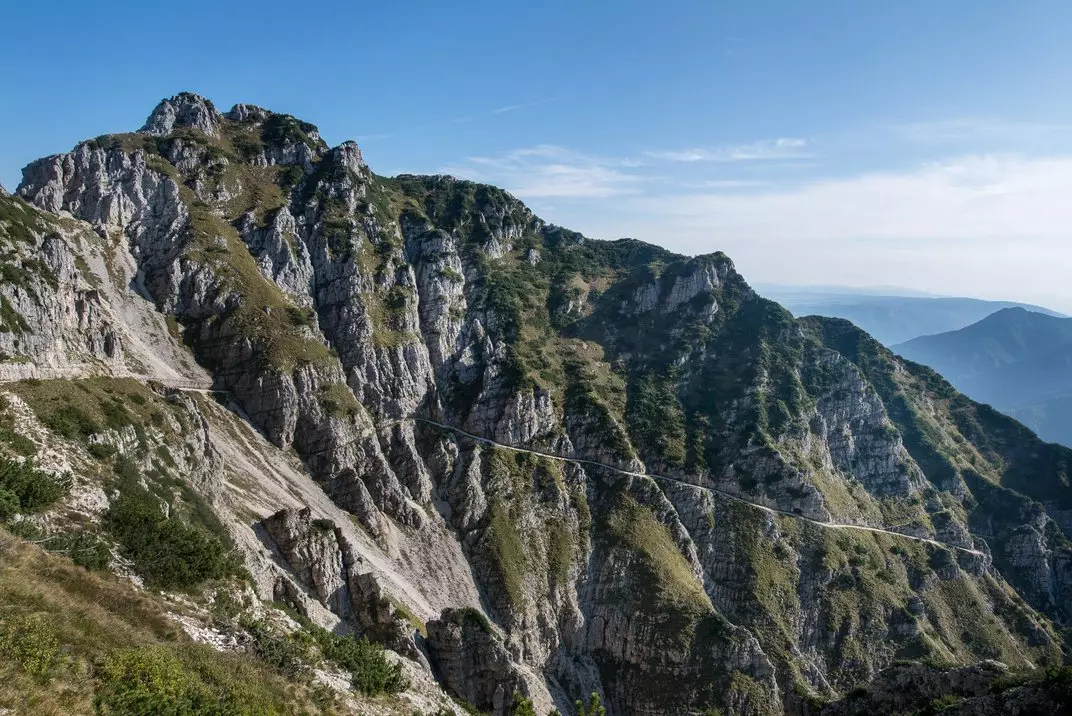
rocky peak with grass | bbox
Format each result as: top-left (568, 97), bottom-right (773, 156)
top-left (1, 93), bottom-right (1072, 715)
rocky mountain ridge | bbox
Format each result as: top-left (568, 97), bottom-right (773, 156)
top-left (2, 92), bottom-right (1072, 715)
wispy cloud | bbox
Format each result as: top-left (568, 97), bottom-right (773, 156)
top-left (688, 179), bottom-right (771, 190)
top-left (490, 97), bottom-right (558, 115)
top-left (891, 119), bottom-right (1072, 143)
top-left (579, 153), bottom-right (1072, 302)
top-left (441, 145), bottom-right (645, 198)
top-left (645, 138), bottom-right (812, 163)
top-left (636, 154), bottom-right (1072, 241)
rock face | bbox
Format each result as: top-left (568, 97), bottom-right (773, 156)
top-left (262, 507), bottom-right (352, 617)
top-left (813, 660), bottom-right (1071, 716)
top-left (426, 608), bottom-right (531, 715)
top-left (262, 507), bottom-right (422, 660)
top-left (6, 92), bottom-right (1072, 715)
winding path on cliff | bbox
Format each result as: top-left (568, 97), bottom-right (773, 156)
top-left (403, 417), bottom-right (987, 557)
top-left (0, 372), bottom-right (984, 556)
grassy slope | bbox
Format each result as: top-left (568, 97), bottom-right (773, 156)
top-left (0, 530), bottom-right (329, 715)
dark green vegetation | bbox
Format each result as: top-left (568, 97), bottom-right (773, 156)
top-left (311, 627), bottom-right (409, 696)
top-left (2, 379), bottom-right (239, 591)
top-left (240, 614), bottom-right (407, 696)
top-left (0, 457), bottom-right (68, 518)
top-left (104, 470), bottom-right (237, 590)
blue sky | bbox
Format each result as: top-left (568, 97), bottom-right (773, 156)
top-left (4, 1), bottom-right (1072, 308)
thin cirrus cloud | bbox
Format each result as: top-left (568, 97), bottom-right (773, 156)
top-left (440, 137), bottom-right (810, 198)
top-left (644, 137), bottom-right (813, 163)
top-left (890, 119), bottom-right (1072, 143)
top-left (440, 145), bottom-right (646, 198)
top-left (633, 153), bottom-right (1072, 243)
top-left (580, 153), bottom-right (1072, 304)
top-left (453, 97), bottom-right (560, 122)
top-left (491, 97), bottom-right (559, 115)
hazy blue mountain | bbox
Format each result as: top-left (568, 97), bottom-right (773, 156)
top-left (894, 307), bottom-right (1072, 446)
top-left (760, 286), bottom-right (1064, 345)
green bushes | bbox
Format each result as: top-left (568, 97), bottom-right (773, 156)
top-left (93, 645), bottom-right (295, 715)
top-left (311, 628), bottom-right (408, 696)
top-left (0, 457), bottom-right (69, 518)
top-left (241, 617), bottom-right (309, 677)
top-left (627, 371), bottom-right (686, 467)
top-left (511, 693), bottom-right (537, 715)
top-left (88, 442), bottom-right (118, 460)
top-left (43, 403), bottom-right (104, 441)
top-left (104, 483), bottom-right (236, 589)
top-left (0, 613), bottom-right (59, 682)
top-left (576, 693), bottom-right (606, 716)
top-left (94, 647), bottom-right (211, 714)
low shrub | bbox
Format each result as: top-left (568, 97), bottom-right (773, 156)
top-left (0, 613), bottom-right (60, 682)
top-left (240, 617), bottom-right (309, 677)
top-left (312, 628), bottom-right (408, 696)
top-left (0, 457), bottom-right (69, 518)
top-left (104, 485), bottom-right (236, 589)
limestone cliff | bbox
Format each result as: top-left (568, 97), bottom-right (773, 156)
top-left (2, 92), bottom-right (1072, 715)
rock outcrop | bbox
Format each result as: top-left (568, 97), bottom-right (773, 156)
top-left (5, 92), bottom-right (1072, 715)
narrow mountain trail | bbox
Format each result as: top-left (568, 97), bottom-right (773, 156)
top-left (0, 372), bottom-right (984, 556)
top-left (405, 417), bottom-right (987, 557)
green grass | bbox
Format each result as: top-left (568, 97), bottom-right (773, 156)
top-left (93, 644), bottom-right (305, 715)
top-left (483, 498), bottom-right (528, 609)
top-left (391, 600), bottom-right (427, 638)
top-left (317, 382), bottom-right (362, 419)
top-left (604, 493), bottom-right (711, 617)
top-left (365, 286), bottom-right (418, 349)
top-left (8, 378), bottom-right (165, 444)
top-left (0, 530), bottom-right (332, 715)
top-left (546, 519), bottom-right (574, 587)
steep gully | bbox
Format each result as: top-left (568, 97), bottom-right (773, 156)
top-left (0, 373), bottom-right (985, 557)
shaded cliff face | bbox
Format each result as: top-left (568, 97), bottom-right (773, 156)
top-left (4, 92), bottom-right (1072, 715)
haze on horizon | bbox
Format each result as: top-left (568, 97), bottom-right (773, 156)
top-left (3, 0), bottom-right (1071, 311)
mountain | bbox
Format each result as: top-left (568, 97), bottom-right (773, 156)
top-left (761, 286), bottom-right (1064, 345)
top-left (894, 307), bottom-right (1072, 447)
top-left (2, 93), bottom-right (1072, 715)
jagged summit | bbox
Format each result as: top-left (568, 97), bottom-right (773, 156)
top-left (4, 92), bottom-right (1072, 715)
top-left (140, 91), bottom-right (224, 137)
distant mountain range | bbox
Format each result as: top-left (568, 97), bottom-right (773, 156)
top-left (760, 286), bottom-right (1064, 345)
top-left (894, 307), bottom-right (1072, 447)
